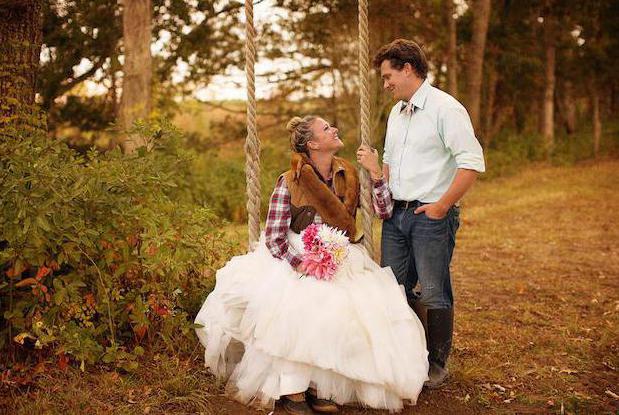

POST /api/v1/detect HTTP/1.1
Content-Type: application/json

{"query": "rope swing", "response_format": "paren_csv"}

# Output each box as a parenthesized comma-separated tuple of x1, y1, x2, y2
(357, 0, 375, 258)
(244, 0, 375, 259)
(244, 0, 261, 250)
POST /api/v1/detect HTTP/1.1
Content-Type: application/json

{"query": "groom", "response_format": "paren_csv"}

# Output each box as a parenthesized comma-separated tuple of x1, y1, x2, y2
(357, 39, 485, 388)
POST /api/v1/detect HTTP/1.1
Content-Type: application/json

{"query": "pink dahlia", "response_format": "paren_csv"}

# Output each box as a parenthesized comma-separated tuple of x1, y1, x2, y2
(300, 248, 337, 281)
(301, 223, 320, 251)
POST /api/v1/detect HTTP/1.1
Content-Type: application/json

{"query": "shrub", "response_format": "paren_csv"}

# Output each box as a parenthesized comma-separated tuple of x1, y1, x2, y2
(0, 120, 236, 371)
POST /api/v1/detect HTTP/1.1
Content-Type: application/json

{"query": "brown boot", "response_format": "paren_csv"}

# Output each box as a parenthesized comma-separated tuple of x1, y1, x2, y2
(307, 389, 338, 413)
(281, 393, 314, 415)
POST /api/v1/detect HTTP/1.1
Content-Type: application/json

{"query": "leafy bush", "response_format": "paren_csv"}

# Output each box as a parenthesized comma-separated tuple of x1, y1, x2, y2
(0, 121, 236, 371)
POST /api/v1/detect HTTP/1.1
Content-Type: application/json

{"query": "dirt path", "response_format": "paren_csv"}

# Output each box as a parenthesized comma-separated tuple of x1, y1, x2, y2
(8, 160, 619, 414)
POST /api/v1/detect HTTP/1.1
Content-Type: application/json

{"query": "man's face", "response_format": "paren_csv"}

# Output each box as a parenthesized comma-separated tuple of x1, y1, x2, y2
(380, 60, 412, 101)
(308, 118, 343, 154)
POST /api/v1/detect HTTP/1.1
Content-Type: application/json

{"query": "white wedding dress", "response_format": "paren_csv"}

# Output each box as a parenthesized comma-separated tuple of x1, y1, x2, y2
(195, 231, 429, 412)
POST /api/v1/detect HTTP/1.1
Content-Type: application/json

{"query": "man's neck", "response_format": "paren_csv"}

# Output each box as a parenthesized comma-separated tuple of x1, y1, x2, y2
(309, 152, 334, 181)
(403, 76, 425, 101)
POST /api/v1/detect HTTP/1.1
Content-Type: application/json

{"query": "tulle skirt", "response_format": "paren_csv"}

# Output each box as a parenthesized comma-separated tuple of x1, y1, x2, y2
(195, 232, 429, 412)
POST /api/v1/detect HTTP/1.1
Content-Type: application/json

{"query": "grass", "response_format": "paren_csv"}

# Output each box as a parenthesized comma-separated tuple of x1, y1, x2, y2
(2, 159, 618, 415)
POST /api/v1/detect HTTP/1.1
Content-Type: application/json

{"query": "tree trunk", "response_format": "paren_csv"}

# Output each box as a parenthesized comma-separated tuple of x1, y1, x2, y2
(118, 0, 152, 153)
(592, 86, 601, 158)
(483, 61, 498, 145)
(560, 80, 576, 134)
(446, 0, 458, 98)
(542, 12, 556, 158)
(489, 105, 513, 141)
(465, 0, 491, 133)
(0, 0, 43, 129)
(611, 81, 617, 115)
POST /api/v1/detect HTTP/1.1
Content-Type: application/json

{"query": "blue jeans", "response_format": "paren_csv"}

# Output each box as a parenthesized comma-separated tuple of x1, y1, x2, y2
(381, 202, 460, 309)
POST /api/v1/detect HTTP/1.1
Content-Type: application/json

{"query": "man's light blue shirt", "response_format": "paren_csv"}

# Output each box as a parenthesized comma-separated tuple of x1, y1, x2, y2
(383, 78, 486, 203)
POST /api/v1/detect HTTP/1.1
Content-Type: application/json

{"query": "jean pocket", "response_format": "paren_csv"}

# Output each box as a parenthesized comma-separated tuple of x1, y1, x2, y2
(423, 211, 448, 222)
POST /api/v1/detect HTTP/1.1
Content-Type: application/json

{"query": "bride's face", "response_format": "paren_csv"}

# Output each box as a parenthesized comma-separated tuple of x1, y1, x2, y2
(308, 118, 343, 154)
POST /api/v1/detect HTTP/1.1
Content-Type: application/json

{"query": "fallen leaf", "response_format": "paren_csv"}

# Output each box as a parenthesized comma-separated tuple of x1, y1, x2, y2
(58, 353, 69, 371)
(493, 384, 506, 393)
(559, 368, 578, 375)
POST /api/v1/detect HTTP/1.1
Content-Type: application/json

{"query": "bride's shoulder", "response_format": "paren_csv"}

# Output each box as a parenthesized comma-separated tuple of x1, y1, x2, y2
(274, 170, 292, 186)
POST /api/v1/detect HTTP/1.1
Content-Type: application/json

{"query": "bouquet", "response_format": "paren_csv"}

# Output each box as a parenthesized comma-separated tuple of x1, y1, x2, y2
(299, 223, 349, 281)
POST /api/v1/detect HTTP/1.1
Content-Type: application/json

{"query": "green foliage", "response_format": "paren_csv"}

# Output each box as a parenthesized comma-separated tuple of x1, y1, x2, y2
(483, 132, 545, 179)
(0, 121, 236, 369)
(41, 0, 244, 131)
(482, 120, 619, 180)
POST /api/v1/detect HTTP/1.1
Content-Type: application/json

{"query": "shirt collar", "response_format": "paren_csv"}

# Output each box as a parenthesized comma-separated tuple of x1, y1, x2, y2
(401, 78, 430, 112)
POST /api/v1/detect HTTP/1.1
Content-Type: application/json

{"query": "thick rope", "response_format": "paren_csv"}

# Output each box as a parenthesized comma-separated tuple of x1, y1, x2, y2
(245, 0, 261, 250)
(358, 0, 375, 259)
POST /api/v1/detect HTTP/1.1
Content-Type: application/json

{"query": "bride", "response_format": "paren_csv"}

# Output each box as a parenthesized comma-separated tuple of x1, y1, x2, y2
(195, 116, 428, 414)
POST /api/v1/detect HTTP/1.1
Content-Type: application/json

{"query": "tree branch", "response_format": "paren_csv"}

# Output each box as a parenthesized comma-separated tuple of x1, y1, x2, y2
(213, 0, 265, 18)
(57, 58, 105, 96)
(196, 99, 289, 117)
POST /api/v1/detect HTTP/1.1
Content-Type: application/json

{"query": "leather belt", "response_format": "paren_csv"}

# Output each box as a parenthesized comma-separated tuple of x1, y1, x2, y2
(393, 199, 424, 210)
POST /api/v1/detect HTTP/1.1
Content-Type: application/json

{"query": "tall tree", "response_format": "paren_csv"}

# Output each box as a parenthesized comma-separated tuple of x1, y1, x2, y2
(39, 0, 243, 135)
(445, 0, 458, 98)
(541, 2, 556, 157)
(584, 1, 603, 158)
(118, 0, 152, 153)
(465, 0, 491, 134)
(0, 0, 43, 129)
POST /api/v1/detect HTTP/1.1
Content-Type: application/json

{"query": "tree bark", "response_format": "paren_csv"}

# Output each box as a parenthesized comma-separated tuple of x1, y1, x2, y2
(592, 85, 601, 158)
(559, 80, 576, 134)
(465, 0, 491, 132)
(542, 12, 556, 158)
(483, 61, 498, 146)
(0, 0, 43, 128)
(118, 0, 152, 153)
(446, 0, 458, 98)
(489, 105, 513, 141)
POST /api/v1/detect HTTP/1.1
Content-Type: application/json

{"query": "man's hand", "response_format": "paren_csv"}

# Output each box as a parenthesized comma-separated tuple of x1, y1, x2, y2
(414, 202, 449, 220)
(356, 144, 382, 180)
(414, 169, 478, 219)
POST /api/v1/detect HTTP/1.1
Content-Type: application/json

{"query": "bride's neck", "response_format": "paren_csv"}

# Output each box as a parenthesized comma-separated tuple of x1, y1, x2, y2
(309, 152, 333, 181)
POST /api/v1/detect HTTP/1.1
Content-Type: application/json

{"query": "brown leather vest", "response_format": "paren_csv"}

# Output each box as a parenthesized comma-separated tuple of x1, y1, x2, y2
(279, 153, 360, 241)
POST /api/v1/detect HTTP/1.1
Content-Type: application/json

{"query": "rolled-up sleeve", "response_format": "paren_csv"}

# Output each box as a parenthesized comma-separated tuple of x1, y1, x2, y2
(382, 113, 394, 167)
(439, 106, 486, 173)
(264, 177, 302, 268)
(371, 178, 393, 219)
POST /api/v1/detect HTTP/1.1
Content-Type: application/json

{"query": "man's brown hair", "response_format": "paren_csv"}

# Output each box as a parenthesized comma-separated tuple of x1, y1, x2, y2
(373, 39, 428, 79)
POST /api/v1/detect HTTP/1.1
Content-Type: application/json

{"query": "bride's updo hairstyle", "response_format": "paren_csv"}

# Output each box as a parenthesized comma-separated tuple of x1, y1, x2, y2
(286, 116, 317, 155)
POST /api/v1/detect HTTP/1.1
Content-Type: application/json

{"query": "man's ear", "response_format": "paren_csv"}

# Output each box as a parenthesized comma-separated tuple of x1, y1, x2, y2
(403, 62, 413, 76)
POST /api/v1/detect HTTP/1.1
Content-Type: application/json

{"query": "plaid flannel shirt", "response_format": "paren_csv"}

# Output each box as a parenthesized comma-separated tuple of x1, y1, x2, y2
(264, 175, 393, 267)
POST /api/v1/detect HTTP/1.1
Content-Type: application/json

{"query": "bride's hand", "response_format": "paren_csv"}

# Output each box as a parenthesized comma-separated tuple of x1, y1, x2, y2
(356, 145, 382, 180)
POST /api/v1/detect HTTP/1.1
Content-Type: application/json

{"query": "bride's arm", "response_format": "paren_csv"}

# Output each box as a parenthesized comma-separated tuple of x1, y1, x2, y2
(264, 176, 303, 268)
(356, 146, 393, 219)
(371, 175, 393, 220)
